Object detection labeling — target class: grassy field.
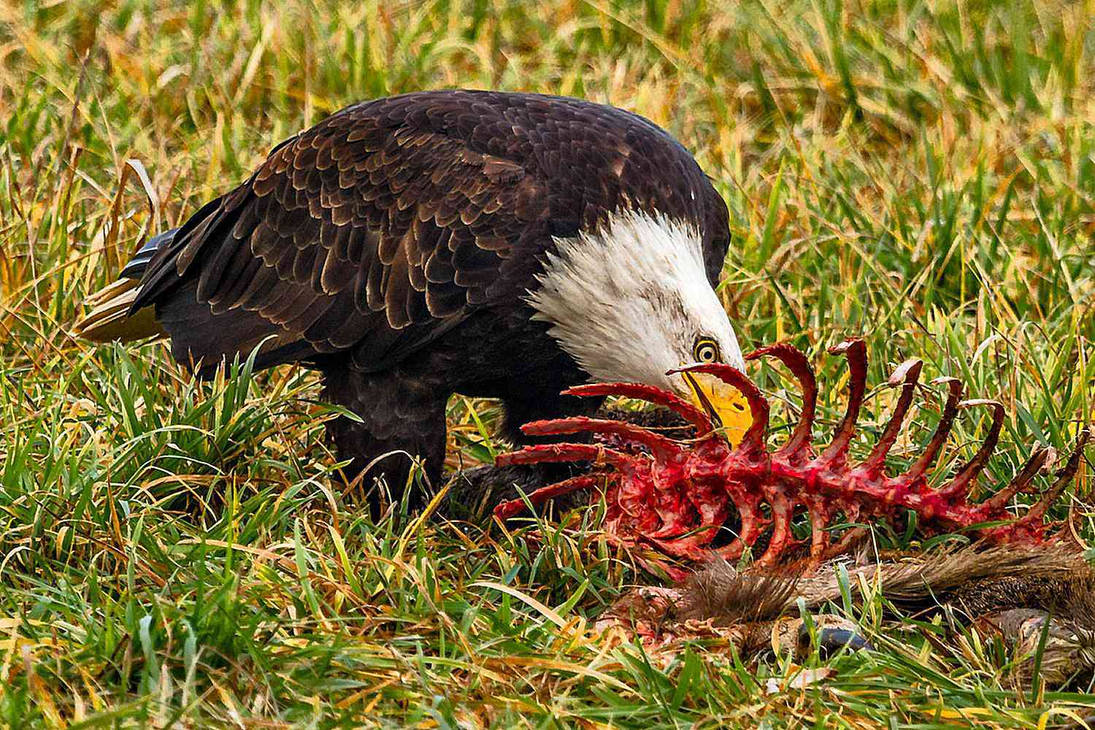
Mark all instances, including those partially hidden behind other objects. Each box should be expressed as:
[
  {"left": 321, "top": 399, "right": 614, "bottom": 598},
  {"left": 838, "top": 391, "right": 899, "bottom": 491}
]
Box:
[{"left": 2, "top": 0, "right": 1094, "bottom": 726}]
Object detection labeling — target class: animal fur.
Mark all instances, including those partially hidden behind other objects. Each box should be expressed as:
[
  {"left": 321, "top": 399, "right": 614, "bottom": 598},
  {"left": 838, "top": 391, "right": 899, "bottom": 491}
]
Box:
[
  {"left": 673, "top": 543, "right": 1095, "bottom": 624},
  {"left": 599, "top": 542, "right": 1095, "bottom": 687}
]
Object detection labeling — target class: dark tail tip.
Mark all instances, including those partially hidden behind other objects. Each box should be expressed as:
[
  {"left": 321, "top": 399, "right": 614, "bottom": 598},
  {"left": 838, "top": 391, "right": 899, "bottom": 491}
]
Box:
[{"left": 119, "top": 227, "right": 179, "bottom": 280}]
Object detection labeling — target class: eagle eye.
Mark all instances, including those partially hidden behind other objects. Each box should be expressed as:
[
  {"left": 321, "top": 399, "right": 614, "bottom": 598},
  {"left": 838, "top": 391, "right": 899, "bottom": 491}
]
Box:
[{"left": 693, "top": 338, "right": 720, "bottom": 364}]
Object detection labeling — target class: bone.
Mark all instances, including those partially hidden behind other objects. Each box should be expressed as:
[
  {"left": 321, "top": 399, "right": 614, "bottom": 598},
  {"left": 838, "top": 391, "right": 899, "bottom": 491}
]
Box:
[
  {"left": 1019, "top": 427, "right": 1090, "bottom": 524},
  {"left": 496, "top": 443, "right": 635, "bottom": 469},
  {"left": 821, "top": 527, "right": 869, "bottom": 562},
  {"left": 805, "top": 498, "right": 832, "bottom": 566},
  {"left": 759, "top": 489, "right": 795, "bottom": 567},
  {"left": 494, "top": 343, "right": 1087, "bottom": 569},
  {"left": 521, "top": 417, "right": 681, "bottom": 459},
  {"left": 493, "top": 474, "right": 601, "bottom": 520},
  {"left": 562, "top": 382, "right": 715, "bottom": 432},
  {"left": 746, "top": 343, "right": 818, "bottom": 458},
  {"left": 651, "top": 532, "right": 723, "bottom": 561},
  {"left": 713, "top": 498, "right": 768, "bottom": 561},
  {"left": 670, "top": 363, "right": 769, "bottom": 451},
  {"left": 861, "top": 359, "right": 923, "bottom": 474},
  {"left": 903, "top": 377, "right": 964, "bottom": 482},
  {"left": 934, "top": 399, "right": 1005, "bottom": 499},
  {"left": 978, "top": 446, "right": 1055, "bottom": 514},
  {"left": 648, "top": 515, "right": 702, "bottom": 540},
  {"left": 819, "top": 339, "right": 868, "bottom": 463}
]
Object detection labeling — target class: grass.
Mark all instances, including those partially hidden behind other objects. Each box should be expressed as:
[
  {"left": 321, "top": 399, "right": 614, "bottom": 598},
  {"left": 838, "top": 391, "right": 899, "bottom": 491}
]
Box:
[{"left": 1, "top": 0, "right": 1093, "bottom": 726}]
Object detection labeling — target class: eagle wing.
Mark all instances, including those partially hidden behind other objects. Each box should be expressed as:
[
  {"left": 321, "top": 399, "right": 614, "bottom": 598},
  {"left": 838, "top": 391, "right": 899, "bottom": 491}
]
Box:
[{"left": 132, "top": 91, "right": 729, "bottom": 372}]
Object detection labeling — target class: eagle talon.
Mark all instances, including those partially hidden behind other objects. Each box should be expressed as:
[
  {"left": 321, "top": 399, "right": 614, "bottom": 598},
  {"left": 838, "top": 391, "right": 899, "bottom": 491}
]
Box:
[{"left": 496, "top": 340, "right": 1091, "bottom": 570}]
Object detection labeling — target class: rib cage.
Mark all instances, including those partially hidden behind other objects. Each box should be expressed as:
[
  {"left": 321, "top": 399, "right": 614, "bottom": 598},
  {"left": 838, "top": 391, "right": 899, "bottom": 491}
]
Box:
[{"left": 494, "top": 339, "right": 1091, "bottom": 569}]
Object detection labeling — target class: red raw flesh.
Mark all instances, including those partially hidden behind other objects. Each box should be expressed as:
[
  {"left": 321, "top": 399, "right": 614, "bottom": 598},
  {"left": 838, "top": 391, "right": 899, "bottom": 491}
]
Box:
[{"left": 494, "top": 339, "right": 1091, "bottom": 570}]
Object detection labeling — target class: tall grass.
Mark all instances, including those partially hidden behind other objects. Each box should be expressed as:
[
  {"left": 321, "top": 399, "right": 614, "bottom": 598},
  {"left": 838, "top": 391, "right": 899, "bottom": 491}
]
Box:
[{"left": 0, "top": 0, "right": 1092, "bottom": 726}]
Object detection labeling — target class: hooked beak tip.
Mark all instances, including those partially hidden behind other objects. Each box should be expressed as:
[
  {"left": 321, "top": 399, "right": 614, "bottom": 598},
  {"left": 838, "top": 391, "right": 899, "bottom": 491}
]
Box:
[{"left": 680, "top": 370, "right": 723, "bottom": 427}]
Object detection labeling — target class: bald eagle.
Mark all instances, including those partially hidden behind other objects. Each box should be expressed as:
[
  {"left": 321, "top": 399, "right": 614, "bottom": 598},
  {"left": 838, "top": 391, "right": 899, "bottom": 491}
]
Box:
[{"left": 77, "top": 90, "right": 747, "bottom": 499}]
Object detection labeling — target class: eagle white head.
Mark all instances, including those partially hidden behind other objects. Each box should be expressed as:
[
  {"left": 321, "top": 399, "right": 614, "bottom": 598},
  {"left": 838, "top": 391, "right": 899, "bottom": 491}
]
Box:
[{"left": 529, "top": 209, "right": 750, "bottom": 440}]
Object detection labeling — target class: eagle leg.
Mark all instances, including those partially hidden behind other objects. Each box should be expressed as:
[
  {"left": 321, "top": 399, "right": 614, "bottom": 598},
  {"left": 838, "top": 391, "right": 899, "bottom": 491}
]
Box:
[{"left": 320, "top": 363, "right": 449, "bottom": 512}]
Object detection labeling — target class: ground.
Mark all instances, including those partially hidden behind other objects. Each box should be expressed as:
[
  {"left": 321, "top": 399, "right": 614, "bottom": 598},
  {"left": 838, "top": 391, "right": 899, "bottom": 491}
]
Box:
[{"left": 1, "top": 0, "right": 1093, "bottom": 727}]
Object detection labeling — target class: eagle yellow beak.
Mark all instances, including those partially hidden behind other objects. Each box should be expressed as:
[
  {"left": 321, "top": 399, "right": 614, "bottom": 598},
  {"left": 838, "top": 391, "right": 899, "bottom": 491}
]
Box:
[{"left": 682, "top": 370, "right": 751, "bottom": 447}]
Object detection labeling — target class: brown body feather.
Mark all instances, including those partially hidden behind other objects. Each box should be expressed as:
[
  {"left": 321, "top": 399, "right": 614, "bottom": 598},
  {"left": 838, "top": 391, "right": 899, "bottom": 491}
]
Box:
[{"left": 78, "top": 91, "right": 731, "bottom": 497}]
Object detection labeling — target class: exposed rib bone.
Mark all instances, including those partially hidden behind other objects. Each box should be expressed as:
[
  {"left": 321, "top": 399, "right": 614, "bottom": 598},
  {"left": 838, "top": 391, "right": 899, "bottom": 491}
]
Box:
[
  {"left": 979, "top": 446, "right": 1055, "bottom": 513},
  {"left": 1019, "top": 428, "right": 1090, "bottom": 524},
  {"left": 804, "top": 497, "right": 832, "bottom": 566},
  {"left": 671, "top": 363, "right": 769, "bottom": 451},
  {"left": 521, "top": 417, "right": 681, "bottom": 459},
  {"left": 904, "top": 377, "right": 964, "bottom": 481},
  {"left": 494, "top": 342, "right": 1089, "bottom": 570},
  {"left": 496, "top": 443, "right": 634, "bottom": 469},
  {"left": 820, "top": 339, "right": 868, "bottom": 463},
  {"left": 493, "top": 475, "right": 601, "bottom": 520},
  {"left": 934, "top": 400, "right": 1005, "bottom": 499},
  {"left": 562, "top": 383, "right": 715, "bottom": 432},
  {"left": 746, "top": 344, "right": 817, "bottom": 458},
  {"left": 759, "top": 489, "right": 795, "bottom": 566},
  {"left": 861, "top": 359, "right": 923, "bottom": 473}
]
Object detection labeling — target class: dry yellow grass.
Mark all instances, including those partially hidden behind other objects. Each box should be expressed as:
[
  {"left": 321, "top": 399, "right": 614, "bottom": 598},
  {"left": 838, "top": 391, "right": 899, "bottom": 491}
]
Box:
[{"left": 0, "top": 0, "right": 1092, "bottom": 726}]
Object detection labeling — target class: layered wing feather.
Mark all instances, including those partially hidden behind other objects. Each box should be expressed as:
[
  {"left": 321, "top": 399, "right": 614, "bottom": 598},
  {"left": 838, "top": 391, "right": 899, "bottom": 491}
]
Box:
[{"left": 132, "top": 91, "right": 729, "bottom": 372}]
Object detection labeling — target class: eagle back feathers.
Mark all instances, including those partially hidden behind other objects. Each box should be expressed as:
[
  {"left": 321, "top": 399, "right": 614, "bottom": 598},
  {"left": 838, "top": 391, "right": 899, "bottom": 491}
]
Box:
[{"left": 131, "top": 90, "right": 730, "bottom": 373}]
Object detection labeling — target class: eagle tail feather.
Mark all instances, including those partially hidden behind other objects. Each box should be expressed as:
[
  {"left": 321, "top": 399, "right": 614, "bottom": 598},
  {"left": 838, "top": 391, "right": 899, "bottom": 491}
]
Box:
[{"left": 73, "top": 229, "right": 179, "bottom": 342}]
